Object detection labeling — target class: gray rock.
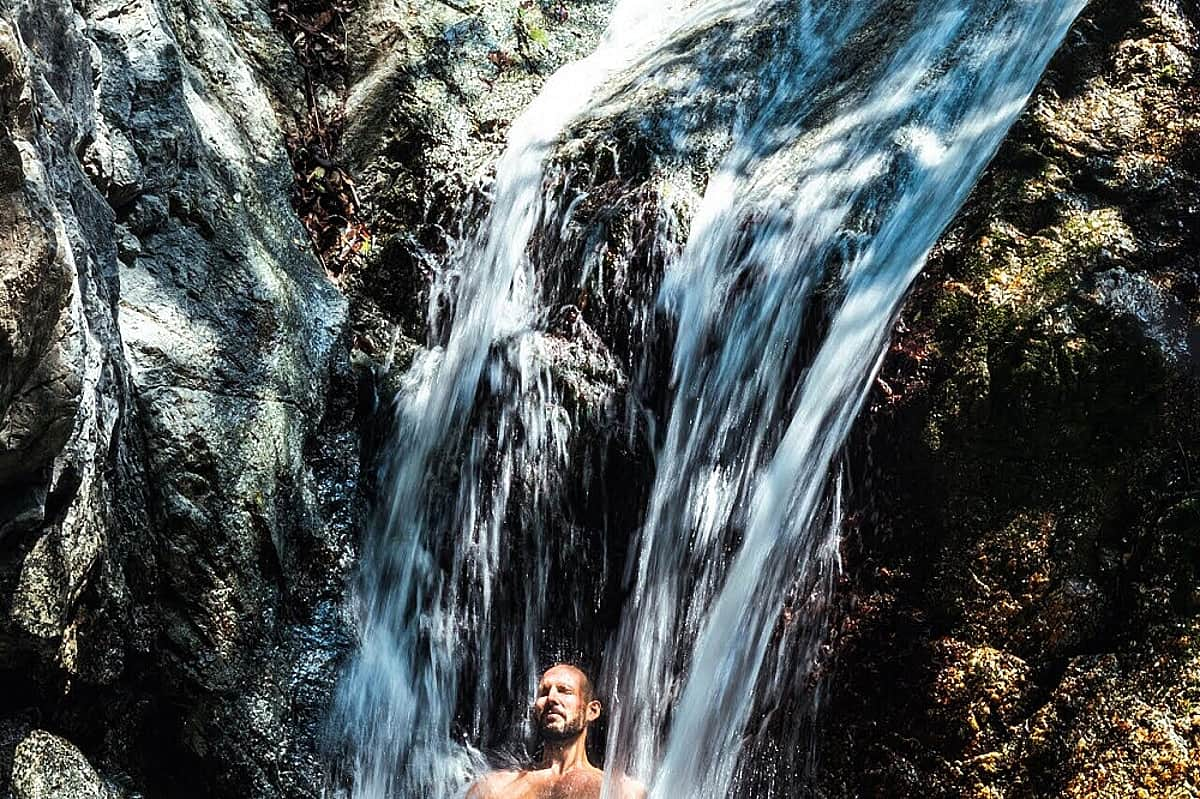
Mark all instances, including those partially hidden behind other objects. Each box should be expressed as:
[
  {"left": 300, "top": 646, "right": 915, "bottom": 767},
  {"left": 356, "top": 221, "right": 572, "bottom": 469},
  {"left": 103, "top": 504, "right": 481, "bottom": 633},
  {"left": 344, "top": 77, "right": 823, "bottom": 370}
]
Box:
[
  {"left": 11, "top": 730, "right": 114, "bottom": 799},
  {"left": 337, "top": 0, "right": 618, "bottom": 348},
  {"left": 0, "top": 8, "right": 128, "bottom": 657},
  {"left": 0, "top": 0, "right": 360, "bottom": 794}
]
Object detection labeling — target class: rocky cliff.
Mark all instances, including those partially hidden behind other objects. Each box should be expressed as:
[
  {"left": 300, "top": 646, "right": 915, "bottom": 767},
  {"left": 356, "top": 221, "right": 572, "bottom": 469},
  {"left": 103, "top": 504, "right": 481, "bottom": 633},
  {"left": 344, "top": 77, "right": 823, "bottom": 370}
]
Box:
[
  {"left": 0, "top": 0, "right": 357, "bottom": 795},
  {"left": 0, "top": 0, "right": 1195, "bottom": 796},
  {"left": 330, "top": 1, "right": 1198, "bottom": 796}
]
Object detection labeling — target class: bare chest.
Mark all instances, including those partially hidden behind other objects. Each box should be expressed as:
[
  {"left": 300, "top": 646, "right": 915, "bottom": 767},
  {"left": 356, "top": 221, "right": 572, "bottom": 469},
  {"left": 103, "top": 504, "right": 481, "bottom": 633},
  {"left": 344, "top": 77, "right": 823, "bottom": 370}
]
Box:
[{"left": 494, "top": 769, "right": 603, "bottom": 799}]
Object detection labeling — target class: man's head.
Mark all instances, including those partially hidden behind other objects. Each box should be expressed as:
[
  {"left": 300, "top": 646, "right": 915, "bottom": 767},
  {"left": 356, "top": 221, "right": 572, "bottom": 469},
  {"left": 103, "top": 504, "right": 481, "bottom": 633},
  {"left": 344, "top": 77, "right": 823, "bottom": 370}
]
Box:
[{"left": 531, "top": 664, "right": 601, "bottom": 743}]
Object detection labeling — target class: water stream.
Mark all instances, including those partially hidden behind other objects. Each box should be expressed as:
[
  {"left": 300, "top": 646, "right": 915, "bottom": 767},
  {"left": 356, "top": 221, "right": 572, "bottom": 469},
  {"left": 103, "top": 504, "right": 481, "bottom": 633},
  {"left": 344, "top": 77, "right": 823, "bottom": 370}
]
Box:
[{"left": 332, "top": 1, "right": 1084, "bottom": 797}]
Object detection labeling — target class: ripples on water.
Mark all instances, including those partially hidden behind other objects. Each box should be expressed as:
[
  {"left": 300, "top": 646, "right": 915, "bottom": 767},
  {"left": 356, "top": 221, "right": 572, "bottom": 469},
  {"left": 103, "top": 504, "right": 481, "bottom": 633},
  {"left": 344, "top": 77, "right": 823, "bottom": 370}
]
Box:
[{"left": 330, "top": 2, "right": 1084, "bottom": 797}]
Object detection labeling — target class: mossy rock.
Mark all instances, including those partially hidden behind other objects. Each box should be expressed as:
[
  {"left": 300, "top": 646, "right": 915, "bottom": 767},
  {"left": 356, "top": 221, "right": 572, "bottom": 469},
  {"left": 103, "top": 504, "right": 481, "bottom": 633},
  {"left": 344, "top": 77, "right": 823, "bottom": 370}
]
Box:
[{"left": 819, "top": 1, "right": 1200, "bottom": 796}]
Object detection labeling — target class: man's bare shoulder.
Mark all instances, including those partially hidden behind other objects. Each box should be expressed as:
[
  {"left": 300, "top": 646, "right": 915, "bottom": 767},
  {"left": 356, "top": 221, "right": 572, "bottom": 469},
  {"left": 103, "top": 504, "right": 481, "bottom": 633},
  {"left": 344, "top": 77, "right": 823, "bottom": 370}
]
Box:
[{"left": 465, "top": 769, "right": 524, "bottom": 799}]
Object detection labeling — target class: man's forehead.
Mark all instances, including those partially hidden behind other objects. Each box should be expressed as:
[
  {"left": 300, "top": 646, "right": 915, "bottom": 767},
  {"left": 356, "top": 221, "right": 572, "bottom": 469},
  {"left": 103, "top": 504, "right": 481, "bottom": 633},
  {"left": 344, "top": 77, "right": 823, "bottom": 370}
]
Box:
[{"left": 540, "top": 664, "right": 587, "bottom": 685}]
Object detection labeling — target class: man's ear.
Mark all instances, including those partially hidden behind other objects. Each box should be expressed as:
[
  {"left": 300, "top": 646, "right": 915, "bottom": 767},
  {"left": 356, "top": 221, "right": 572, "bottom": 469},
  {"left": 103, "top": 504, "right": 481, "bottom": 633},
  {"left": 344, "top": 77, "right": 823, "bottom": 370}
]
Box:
[{"left": 586, "top": 699, "right": 602, "bottom": 723}]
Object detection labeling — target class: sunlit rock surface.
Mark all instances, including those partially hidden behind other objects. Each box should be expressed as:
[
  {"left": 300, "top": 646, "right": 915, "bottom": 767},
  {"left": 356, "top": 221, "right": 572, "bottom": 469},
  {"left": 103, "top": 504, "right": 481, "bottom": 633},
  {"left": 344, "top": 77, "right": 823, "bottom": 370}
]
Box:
[
  {"left": 0, "top": 0, "right": 356, "bottom": 795},
  {"left": 823, "top": 1, "right": 1199, "bottom": 796},
  {"left": 338, "top": 0, "right": 618, "bottom": 357},
  {"left": 11, "top": 730, "right": 115, "bottom": 799}
]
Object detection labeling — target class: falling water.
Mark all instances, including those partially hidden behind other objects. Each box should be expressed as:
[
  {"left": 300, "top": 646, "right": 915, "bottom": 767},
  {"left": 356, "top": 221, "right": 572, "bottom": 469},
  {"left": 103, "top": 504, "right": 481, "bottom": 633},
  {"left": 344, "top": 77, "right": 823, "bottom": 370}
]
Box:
[
  {"left": 332, "top": 3, "right": 717, "bottom": 796},
  {"left": 602, "top": 2, "right": 1085, "bottom": 797},
  {"left": 333, "top": 1, "right": 1084, "bottom": 797}
]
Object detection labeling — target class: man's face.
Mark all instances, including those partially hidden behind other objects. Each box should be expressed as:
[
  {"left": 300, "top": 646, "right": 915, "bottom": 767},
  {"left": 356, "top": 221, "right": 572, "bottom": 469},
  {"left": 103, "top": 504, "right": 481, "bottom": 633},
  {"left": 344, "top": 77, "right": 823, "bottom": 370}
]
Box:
[{"left": 531, "top": 665, "right": 600, "bottom": 742}]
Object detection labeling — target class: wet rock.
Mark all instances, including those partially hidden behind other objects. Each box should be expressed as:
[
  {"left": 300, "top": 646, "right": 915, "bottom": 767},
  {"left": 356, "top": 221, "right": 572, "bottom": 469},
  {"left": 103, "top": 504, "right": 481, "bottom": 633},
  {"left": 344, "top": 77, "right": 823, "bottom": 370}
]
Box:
[
  {"left": 540, "top": 307, "right": 627, "bottom": 418},
  {"left": 1085, "top": 267, "right": 1196, "bottom": 366},
  {"left": 337, "top": 0, "right": 618, "bottom": 348}
]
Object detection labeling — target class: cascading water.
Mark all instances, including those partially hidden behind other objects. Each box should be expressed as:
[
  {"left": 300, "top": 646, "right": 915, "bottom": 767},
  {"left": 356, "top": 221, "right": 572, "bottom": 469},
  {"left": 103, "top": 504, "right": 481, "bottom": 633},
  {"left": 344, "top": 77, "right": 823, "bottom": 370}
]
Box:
[
  {"left": 331, "top": 3, "right": 709, "bottom": 796},
  {"left": 332, "top": 1, "right": 1084, "bottom": 797},
  {"left": 602, "top": 3, "right": 1085, "bottom": 797}
]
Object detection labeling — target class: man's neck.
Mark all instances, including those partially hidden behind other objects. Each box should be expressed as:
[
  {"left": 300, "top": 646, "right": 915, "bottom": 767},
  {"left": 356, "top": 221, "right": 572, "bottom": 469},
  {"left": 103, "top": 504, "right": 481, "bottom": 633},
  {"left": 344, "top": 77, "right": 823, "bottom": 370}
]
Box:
[{"left": 538, "top": 734, "right": 593, "bottom": 774}]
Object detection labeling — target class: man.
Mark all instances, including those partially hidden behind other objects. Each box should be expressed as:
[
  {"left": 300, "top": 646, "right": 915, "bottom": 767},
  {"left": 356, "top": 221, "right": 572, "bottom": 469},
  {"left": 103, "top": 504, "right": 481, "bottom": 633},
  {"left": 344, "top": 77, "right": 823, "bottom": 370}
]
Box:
[{"left": 467, "top": 664, "right": 646, "bottom": 799}]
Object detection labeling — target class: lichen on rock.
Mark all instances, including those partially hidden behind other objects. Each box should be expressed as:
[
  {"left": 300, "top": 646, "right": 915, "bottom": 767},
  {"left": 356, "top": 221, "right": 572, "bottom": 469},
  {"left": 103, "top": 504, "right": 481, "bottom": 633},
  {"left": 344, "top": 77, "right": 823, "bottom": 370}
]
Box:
[{"left": 11, "top": 730, "right": 119, "bottom": 799}]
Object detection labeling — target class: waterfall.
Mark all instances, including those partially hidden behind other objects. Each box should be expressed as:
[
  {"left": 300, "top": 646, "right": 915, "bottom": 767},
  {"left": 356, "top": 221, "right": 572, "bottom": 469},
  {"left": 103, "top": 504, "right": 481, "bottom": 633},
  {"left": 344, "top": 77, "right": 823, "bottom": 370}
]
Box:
[
  {"left": 331, "top": 3, "right": 720, "bottom": 796},
  {"left": 603, "top": 3, "right": 1086, "bottom": 796},
  {"left": 331, "top": 1, "right": 1084, "bottom": 797}
]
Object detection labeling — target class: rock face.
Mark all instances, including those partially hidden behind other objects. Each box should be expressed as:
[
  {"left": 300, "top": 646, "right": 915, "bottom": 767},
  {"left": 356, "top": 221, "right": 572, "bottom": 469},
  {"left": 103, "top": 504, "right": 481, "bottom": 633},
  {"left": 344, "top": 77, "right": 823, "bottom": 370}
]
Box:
[
  {"left": 3, "top": 0, "right": 634, "bottom": 793},
  {"left": 335, "top": 0, "right": 617, "bottom": 355},
  {"left": 0, "top": 0, "right": 357, "bottom": 795},
  {"left": 326, "top": 0, "right": 1198, "bottom": 796},
  {"left": 819, "top": 1, "right": 1200, "bottom": 797}
]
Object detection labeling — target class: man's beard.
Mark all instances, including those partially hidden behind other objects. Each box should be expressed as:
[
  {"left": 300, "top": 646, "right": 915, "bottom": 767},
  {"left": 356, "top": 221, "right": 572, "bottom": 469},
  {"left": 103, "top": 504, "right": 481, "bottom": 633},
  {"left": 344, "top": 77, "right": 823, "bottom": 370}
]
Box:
[{"left": 536, "top": 710, "right": 586, "bottom": 743}]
